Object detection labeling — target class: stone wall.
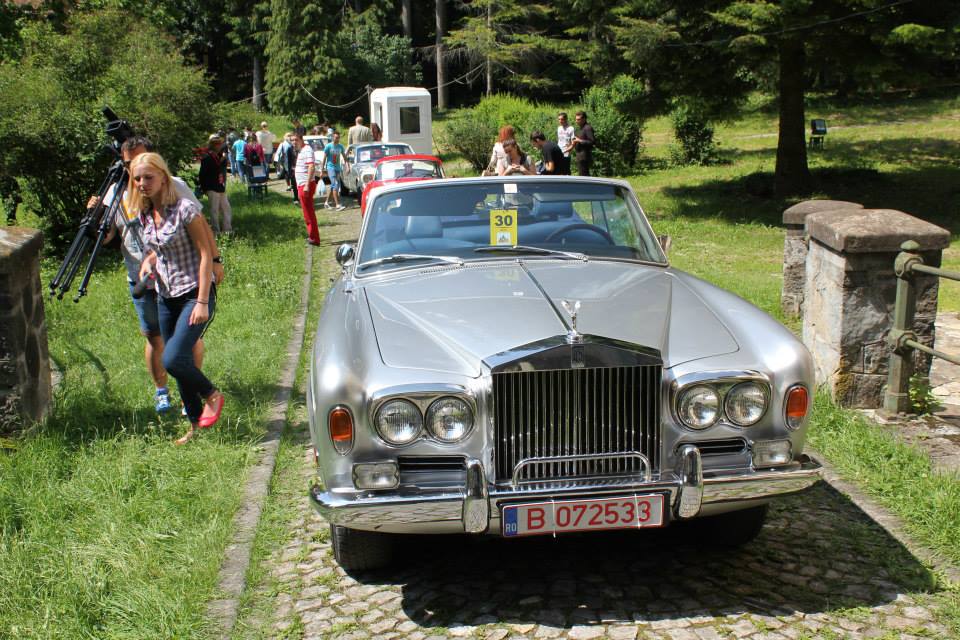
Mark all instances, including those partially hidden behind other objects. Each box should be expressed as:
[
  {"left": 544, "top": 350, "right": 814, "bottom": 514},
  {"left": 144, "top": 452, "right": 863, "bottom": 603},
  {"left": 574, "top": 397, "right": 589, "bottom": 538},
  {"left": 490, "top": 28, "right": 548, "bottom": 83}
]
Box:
[
  {"left": 801, "top": 209, "right": 949, "bottom": 408},
  {"left": 0, "top": 227, "right": 52, "bottom": 433},
  {"left": 781, "top": 200, "right": 862, "bottom": 317}
]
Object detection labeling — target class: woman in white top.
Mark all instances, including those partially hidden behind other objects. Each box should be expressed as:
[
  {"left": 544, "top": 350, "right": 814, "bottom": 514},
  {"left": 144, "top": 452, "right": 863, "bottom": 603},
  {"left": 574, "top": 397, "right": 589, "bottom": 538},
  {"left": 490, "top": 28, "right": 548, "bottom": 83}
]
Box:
[
  {"left": 483, "top": 125, "right": 516, "bottom": 176},
  {"left": 496, "top": 138, "right": 535, "bottom": 176}
]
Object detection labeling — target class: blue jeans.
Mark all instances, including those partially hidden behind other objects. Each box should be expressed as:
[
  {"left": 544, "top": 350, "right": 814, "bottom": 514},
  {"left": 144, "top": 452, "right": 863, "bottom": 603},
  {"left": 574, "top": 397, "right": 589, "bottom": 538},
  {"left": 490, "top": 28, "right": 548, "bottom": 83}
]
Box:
[
  {"left": 327, "top": 167, "right": 341, "bottom": 191},
  {"left": 230, "top": 156, "right": 241, "bottom": 179},
  {"left": 128, "top": 282, "right": 160, "bottom": 337},
  {"left": 158, "top": 286, "right": 216, "bottom": 422}
]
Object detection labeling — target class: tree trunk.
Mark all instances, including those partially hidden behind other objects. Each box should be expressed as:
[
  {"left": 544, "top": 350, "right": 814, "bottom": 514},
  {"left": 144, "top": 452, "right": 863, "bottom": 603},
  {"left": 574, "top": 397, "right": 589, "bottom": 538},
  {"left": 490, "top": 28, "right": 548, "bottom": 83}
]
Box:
[
  {"left": 252, "top": 55, "right": 264, "bottom": 111},
  {"left": 436, "top": 0, "right": 447, "bottom": 111},
  {"left": 401, "top": 0, "right": 413, "bottom": 40},
  {"left": 485, "top": 3, "right": 493, "bottom": 96},
  {"left": 775, "top": 37, "right": 811, "bottom": 196}
]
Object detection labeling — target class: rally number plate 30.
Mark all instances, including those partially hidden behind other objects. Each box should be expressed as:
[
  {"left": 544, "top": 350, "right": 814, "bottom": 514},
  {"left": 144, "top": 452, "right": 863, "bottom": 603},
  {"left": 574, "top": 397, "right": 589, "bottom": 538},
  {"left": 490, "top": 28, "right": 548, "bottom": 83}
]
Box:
[{"left": 502, "top": 494, "right": 665, "bottom": 537}]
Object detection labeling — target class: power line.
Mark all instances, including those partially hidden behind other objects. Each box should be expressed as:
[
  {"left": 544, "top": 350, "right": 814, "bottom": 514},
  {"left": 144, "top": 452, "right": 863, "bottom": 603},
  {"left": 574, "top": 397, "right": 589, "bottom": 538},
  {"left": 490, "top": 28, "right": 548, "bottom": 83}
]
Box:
[
  {"left": 663, "top": 0, "right": 916, "bottom": 48},
  {"left": 426, "top": 62, "right": 488, "bottom": 91},
  {"left": 298, "top": 85, "right": 369, "bottom": 110}
]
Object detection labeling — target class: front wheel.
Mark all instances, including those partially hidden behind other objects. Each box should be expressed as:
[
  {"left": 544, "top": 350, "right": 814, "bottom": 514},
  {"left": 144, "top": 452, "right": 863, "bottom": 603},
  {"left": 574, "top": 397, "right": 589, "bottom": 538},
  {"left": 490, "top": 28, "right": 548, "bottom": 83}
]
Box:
[{"left": 329, "top": 524, "right": 395, "bottom": 572}]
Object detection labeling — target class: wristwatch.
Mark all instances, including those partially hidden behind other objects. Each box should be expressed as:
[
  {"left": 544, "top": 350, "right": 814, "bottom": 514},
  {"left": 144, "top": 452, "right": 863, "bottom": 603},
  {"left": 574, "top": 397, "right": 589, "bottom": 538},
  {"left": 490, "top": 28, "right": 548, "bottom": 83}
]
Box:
[{"left": 213, "top": 256, "right": 223, "bottom": 264}]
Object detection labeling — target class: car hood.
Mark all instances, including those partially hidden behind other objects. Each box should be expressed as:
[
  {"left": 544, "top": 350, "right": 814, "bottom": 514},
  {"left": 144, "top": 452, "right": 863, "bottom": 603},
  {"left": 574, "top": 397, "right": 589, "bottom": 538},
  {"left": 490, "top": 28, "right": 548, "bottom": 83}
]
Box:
[{"left": 363, "top": 261, "right": 739, "bottom": 376}]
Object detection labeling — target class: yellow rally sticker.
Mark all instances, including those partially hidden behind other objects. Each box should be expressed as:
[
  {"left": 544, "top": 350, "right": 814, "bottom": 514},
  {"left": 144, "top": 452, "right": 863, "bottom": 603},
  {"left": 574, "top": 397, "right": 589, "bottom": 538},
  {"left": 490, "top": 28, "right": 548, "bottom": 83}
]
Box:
[{"left": 490, "top": 209, "right": 518, "bottom": 246}]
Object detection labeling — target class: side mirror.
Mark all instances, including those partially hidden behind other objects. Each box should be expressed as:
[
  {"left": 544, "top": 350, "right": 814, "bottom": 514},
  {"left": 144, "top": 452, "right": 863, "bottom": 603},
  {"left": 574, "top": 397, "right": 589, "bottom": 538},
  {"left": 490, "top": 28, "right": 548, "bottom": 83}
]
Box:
[
  {"left": 335, "top": 243, "right": 355, "bottom": 266},
  {"left": 657, "top": 234, "right": 672, "bottom": 257}
]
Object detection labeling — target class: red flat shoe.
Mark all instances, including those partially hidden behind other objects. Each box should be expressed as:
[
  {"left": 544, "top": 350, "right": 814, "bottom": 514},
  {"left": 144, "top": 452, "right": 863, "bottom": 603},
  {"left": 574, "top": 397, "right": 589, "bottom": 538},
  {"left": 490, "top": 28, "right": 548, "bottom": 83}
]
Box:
[{"left": 198, "top": 393, "right": 224, "bottom": 429}]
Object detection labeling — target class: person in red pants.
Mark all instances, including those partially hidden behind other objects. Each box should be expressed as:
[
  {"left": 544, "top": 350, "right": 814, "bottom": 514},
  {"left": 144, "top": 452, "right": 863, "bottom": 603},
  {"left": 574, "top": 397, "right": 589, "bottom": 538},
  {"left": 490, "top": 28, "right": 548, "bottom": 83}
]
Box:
[{"left": 293, "top": 134, "right": 321, "bottom": 245}]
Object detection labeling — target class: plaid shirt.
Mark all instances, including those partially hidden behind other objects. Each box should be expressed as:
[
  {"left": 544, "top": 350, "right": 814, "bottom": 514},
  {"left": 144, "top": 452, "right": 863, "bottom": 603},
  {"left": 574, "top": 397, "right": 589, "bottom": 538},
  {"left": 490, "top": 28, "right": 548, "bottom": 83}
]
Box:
[{"left": 139, "top": 198, "right": 204, "bottom": 298}]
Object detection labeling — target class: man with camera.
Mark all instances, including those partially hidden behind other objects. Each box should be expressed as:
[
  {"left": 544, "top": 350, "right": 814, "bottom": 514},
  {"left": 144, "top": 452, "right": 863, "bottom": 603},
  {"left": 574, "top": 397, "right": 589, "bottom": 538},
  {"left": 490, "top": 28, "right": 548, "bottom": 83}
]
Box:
[{"left": 90, "top": 136, "right": 224, "bottom": 414}]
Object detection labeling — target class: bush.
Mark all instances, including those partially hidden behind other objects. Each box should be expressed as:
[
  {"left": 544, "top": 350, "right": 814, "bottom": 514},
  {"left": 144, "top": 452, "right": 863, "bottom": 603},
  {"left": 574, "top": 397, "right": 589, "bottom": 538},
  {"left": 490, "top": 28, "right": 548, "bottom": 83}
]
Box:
[
  {"left": 669, "top": 103, "right": 720, "bottom": 166},
  {"left": 440, "top": 95, "right": 555, "bottom": 172},
  {"left": 579, "top": 75, "right": 646, "bottom": 176},
  {"left": 0, "top": 10, "right": 212, "bottom": 247},
  {"left": 212, "top": 102, "right": 264, "bottom": 133}
]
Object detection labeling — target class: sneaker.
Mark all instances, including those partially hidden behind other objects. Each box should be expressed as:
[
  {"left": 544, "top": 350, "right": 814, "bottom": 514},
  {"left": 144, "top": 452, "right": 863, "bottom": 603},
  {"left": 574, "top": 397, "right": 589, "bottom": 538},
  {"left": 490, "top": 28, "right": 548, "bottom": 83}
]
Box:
[
  {"left": 323, "top": 203, "right": 333, "bottom": 210},
  {"left": 181, "top": 405, "right": 188, "bottom": 417},
  {"left": 335, "top": 204, "right": 346, "bottom": 211},
  {"left": 155, "top": 389, "right": 171, "bottom": 413}
]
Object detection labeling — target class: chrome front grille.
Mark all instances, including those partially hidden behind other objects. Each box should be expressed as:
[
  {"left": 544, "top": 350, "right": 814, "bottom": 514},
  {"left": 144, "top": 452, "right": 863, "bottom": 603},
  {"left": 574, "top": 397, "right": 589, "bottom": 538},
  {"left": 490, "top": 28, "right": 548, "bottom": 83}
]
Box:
[{"left": 492, "top": 365, "right": 661, "bottom": 484}]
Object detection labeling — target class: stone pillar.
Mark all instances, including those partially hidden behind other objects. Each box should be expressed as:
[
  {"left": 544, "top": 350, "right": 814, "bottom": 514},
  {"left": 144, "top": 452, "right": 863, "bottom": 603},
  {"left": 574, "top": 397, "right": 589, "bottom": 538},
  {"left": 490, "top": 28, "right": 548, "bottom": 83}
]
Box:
[
  {"left": 781, "top": 200, "right": 862, "bottom": 317},
  {"left": 802, "top": 209, "right": 949, "bottom": 408},
  {"left": 0, "top": 227, "right": 52, "bottom": 433}
]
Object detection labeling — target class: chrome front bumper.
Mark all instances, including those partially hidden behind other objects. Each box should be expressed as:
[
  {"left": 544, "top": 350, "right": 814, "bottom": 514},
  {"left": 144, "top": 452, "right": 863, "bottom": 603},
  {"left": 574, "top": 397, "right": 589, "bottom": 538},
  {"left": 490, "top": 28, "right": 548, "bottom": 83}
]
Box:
[{"left": 310, "top": 449, "right": 823, "bottom": 535}]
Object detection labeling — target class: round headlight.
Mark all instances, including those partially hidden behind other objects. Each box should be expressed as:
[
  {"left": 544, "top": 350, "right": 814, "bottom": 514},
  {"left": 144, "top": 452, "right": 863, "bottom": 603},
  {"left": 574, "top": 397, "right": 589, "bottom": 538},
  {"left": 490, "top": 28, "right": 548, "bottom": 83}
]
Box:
[
  {"left": 426, "top": 397, "right": 474, "bottom": 442},
  {"left": 375, "top": 399, "right": 422, "bottom": 445},
  {"left": 677, "top": 385, "right": 720, "bottom": 429},
  {"left": 725, "top": 382, "right": 767, "bottom": 426}
]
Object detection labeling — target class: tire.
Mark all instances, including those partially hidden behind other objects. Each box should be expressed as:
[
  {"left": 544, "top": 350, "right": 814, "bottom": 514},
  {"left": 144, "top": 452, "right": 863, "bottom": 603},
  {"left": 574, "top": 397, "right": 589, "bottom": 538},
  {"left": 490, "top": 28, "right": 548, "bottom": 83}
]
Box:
[
  {"left": 697, "top": 504, "right": 768, "bottom": 547},
  {"left": 329, "top": 524, "right": 395, "bottom": 572}
]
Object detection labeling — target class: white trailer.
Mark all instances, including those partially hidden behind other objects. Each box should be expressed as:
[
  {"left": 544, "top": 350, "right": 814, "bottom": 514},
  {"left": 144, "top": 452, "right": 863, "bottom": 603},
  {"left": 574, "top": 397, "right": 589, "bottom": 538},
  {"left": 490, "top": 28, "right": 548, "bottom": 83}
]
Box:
[{"left": 369, "top": 87, "right": 433, "bottom": 155}]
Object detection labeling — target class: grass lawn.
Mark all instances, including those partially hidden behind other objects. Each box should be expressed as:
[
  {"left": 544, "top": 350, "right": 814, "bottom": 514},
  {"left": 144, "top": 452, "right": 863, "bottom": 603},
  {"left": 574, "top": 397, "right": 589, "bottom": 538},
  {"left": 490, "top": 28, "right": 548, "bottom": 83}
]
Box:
[{"left": 0, "top": 181, "right": 311, "bottom": 638}]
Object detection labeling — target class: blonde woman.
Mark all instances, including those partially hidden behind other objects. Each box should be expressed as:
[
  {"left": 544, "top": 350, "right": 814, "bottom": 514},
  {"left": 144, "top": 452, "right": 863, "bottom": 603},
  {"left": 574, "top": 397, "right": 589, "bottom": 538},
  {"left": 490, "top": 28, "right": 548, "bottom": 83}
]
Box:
[{"left": 131, "top": 152, "right": 225, "bottom": 445}]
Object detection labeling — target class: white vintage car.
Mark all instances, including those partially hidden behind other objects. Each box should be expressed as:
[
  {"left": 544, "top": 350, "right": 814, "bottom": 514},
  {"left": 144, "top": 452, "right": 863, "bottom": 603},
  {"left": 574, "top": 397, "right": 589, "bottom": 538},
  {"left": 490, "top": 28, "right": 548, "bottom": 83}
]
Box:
[
  {"left": 341, "top": 143, "right": 413, "bottom": 195},
  {"left": 308, "top": 176, "right": 822, "bottom": 571}
]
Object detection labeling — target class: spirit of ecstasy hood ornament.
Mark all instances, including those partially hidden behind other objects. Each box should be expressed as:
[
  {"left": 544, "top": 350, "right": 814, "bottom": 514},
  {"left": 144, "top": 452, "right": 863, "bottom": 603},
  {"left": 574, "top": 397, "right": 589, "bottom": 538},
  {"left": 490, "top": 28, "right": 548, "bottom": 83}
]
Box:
[{"left": 560, "top": 299, "right": 583, "bottom": 344}]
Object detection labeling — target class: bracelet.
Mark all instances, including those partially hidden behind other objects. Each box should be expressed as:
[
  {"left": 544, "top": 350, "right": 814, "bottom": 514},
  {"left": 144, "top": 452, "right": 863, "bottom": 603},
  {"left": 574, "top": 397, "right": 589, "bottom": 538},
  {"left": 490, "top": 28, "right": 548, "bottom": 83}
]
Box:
[{"left": 196, "top": 300, "right": 208, "bottom": 304}]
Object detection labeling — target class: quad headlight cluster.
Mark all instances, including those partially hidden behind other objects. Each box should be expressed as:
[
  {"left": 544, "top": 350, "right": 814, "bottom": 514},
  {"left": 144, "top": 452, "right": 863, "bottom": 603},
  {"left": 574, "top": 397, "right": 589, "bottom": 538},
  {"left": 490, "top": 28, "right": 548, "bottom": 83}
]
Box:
[
  {"left": 676, "top": 380, "right": 769, "bottom": 430},
  {"left": 375, "top": 396, "right": 474, "bottom": 445}
]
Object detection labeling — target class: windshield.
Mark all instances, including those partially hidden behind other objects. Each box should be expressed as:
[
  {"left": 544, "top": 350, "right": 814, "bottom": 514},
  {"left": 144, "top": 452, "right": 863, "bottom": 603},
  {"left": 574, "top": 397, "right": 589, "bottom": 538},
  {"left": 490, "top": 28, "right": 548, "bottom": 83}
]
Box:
[
  {"left": 357, "top": 180, "right": 666, "bottom": 272},
  {"left": 375, "top": 159, "right": 443, "bottom": 181},
  {"left": 355, "top": 145, "right": 412, "bottom": 164}
]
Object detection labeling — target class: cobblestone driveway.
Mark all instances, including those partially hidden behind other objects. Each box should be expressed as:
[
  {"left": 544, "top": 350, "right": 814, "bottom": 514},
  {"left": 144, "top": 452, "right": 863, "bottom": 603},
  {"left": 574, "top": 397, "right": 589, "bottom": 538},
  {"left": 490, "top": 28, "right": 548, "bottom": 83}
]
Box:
[
  {"left": 256, "top": 443, "right": 951, "bottom": 640},
  {"left": 239, "top": 197, "right": 954, "bottom": 640}
]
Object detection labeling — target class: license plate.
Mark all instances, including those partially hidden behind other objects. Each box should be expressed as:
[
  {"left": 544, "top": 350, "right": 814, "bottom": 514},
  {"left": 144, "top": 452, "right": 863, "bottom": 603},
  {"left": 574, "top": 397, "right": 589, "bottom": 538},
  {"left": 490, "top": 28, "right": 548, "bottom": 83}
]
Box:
[{"left": 502, "top": 494, "right": 665, "bottom": 537}]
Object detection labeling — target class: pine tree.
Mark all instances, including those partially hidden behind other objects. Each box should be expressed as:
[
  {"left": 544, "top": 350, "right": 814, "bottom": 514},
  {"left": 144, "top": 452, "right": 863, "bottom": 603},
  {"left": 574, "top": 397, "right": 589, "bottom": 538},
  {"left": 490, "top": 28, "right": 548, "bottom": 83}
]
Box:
[
  {"left": 617, "top": 0, "right": 960, "bottom": 195},
  {"left": 265, "top": 0, "right": 350, "bottom": 119},
  {"left": 444, "top": 0, "right": 569, "bottom": 94}
]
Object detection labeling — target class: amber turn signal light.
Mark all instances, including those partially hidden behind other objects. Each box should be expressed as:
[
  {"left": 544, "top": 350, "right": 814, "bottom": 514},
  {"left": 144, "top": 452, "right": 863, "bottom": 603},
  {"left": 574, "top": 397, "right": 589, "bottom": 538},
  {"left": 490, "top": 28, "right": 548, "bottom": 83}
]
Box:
[
  {"left": 785, "top": 386, "right": 809, "bottom": 430},
  {"left": 328, "top": 406, "right": 354, "bottom": 454}
]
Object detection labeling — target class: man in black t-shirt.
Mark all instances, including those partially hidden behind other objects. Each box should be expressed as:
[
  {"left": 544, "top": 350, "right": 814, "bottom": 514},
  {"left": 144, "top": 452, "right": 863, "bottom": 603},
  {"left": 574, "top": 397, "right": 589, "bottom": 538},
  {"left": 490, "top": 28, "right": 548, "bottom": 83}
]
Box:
[
  {"left": 530, "top": 131, "right": 565, "bottom": 175},
  {"left": 573, "top": 111, "right": 595, "bottom": 176}
]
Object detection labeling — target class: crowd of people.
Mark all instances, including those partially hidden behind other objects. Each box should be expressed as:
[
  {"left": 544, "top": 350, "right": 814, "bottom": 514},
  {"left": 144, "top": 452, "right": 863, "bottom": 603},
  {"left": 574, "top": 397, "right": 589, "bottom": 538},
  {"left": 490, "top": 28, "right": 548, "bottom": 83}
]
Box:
[
  {"left": 484, "top": 111, "right": 595, "bottom": 177},
  {"left": 92, "top": 108, "right": 596, "bottom": 445}
]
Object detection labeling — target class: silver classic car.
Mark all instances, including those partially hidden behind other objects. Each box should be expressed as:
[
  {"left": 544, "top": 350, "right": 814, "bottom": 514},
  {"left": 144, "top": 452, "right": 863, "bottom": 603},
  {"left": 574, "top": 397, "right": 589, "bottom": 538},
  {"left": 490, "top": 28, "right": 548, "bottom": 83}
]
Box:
[
  {"left": 341, "top": 142, "right": 414, "bottom": 195},
  {"left": 308, "top": 176, "right": 822, "bottom": 571}
]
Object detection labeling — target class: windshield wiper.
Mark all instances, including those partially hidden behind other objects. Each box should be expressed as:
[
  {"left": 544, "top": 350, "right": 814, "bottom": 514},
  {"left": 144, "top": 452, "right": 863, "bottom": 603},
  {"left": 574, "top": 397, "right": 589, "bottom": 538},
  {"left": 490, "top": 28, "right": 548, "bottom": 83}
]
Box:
[
  {"left": 474, "top": 245, "right": 588, "bottom": 261},
  {"left": 357, "top": 253, "right": 465, "bottom": 270}
]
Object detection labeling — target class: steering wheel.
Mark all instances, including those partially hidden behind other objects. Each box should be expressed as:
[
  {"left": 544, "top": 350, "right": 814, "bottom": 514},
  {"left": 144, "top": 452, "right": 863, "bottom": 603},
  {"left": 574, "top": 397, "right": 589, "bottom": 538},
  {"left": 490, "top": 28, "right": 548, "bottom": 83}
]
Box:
[{"left": 544, "top": 223, "right": 616, "bottom": 245}]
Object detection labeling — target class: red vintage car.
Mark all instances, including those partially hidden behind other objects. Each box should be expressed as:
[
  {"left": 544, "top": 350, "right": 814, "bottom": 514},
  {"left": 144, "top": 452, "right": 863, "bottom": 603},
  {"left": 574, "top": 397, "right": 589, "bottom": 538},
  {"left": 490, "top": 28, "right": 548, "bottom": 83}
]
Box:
[{"left": 359, "top": 154, "right": 445, "bottom": 215}]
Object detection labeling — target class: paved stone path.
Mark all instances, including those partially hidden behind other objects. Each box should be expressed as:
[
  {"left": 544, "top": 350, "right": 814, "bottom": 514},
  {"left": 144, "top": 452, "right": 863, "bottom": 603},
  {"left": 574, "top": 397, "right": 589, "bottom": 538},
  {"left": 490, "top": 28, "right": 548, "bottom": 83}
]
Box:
[
  {"left": 239, "top": 188, "right": 958, "bottom": 638},
  {"left": 260, "top": 445, "right": 951, "bottom": 640}
]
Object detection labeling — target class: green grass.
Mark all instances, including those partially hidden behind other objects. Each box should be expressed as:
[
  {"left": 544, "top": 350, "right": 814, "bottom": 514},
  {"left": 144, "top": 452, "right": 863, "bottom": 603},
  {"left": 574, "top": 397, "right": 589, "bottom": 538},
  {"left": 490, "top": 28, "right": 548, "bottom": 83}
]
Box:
[
  {"left": 808, "top": 393, "right": 960, "bottom": 569},
  {"left": 0, "top": 182, "right": 310, "bottom": 638},
  {"left": 232, "top": 216, "right": 343, "bottom": 640}
]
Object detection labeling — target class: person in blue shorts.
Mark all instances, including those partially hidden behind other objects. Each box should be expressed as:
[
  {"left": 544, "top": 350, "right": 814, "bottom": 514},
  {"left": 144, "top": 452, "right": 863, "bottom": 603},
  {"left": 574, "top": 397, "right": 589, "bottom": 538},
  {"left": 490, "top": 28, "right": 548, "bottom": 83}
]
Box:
[
  {"left": 321, "top": 131, "right": 348, "bottom": 211},
  {"left": 94, "top": 137, "right": 223, "bottom": 414}
]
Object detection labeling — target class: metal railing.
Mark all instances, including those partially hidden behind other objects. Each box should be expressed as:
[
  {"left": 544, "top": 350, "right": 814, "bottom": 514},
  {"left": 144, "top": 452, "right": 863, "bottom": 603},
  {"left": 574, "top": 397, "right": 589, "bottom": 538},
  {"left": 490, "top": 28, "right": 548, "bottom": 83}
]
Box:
[{"left": 884, "top": 240, "right": 960, "bottom": 414}]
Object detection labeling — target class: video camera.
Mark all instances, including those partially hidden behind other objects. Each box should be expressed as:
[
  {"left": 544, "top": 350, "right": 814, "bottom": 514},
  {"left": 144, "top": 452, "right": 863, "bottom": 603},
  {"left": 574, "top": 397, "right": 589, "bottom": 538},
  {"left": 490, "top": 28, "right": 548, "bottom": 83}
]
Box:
[
  {"left": 48, "top": 107, "right": 135, "bottom": 302},
  {"left": 102, "top": 106, "right": 134, "bottom": 151}
]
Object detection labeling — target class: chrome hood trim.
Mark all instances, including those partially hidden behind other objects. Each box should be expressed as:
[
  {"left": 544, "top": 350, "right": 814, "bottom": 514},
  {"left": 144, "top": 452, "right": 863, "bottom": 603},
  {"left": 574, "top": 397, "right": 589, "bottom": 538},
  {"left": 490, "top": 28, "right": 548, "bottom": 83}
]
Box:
[{"left": 363, "top": 261, "right": 738, "bottom": 375}]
